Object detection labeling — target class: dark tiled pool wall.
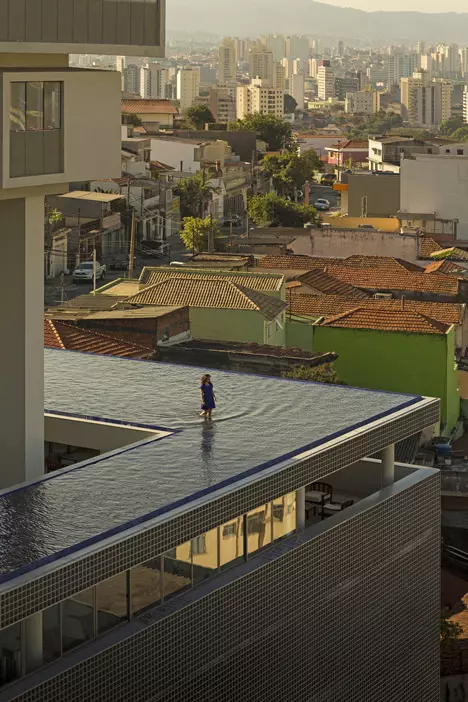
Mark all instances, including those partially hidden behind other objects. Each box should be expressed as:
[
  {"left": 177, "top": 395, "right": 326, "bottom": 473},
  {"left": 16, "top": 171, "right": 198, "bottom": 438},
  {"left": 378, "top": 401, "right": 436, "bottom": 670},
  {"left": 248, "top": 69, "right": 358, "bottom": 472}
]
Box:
[
  {"left": 4, "top": 472, "right": 440, "bottom": 702},
  {"left": 0, "top": 399, "right": 439, "bottom": 629}
]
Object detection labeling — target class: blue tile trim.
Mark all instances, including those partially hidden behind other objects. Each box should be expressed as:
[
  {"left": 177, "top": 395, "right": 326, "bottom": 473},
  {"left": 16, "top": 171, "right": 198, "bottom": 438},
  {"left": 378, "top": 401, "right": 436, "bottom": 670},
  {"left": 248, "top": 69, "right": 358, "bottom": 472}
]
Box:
[{"left": 0, "top": 394, "right": 422, "bottom": 585}]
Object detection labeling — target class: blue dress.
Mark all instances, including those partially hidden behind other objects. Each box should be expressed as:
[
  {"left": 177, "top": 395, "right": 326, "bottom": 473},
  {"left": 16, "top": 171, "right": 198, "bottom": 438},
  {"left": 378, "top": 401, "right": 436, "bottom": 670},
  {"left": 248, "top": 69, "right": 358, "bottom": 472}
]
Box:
[{"left": 201, "top": 382, "right": 216, "bottom": 410}]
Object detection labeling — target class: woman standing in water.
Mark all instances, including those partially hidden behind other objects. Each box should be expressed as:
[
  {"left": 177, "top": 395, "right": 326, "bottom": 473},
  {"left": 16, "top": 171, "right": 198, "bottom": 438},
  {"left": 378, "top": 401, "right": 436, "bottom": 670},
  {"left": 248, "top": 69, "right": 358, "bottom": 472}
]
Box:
[{"left": 200, "top": 374, "right": 216, "bottom": 420}]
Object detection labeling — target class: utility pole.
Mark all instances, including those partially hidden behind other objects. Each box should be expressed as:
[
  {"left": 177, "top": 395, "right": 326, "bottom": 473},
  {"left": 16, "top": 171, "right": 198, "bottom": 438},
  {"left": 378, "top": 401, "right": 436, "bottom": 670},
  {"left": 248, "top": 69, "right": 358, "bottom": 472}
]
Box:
[
  {"left": 129, "top": 209, "right": 136, "bottom": 278},
  {"left": 208, "top": 212, "right": 214, "bottom": 253},
  {"left": 92, "top": 244, "right": 97, "bottom": 293},
  {"left": 229, "top": 211, "right": 233, "bottom": 250},
  {"left": 76, "top": 208, "right": 81, "bottom": 267}
]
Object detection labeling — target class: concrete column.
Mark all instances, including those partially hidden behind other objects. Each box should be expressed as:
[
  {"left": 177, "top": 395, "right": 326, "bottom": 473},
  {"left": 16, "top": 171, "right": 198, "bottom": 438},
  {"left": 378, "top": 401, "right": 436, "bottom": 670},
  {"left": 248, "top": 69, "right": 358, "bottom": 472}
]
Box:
[
  {"left": 381, "top": 444, "right": 395, "bottom": 488},
  {"left": 296, "top": 487, "right": 306, "bottom": 531},
  {"left": 0, "top": 196, "right": 44, "bottom": 488},
  {"left": 24, "top": 612, "right": 43, "bottom": 672}
]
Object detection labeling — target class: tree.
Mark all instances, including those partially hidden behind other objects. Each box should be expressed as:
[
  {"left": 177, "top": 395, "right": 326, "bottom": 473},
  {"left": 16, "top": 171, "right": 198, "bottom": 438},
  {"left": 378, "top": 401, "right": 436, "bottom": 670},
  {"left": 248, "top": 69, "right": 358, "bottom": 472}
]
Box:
[
  {"left": 440, "top": 613, "right": 462, "bottom": 648},
  {"left": 248, "top": 193, "right": 319, "bottom": 228},
  {"left": 260, "top": 150, "right": 322, "bottom": 196},
  {"left": 185, "top": 105, "right": 215, "bottom": 130},
  {"left": 180, "top": 216, "right": 219, "bottom": 254},
  {"left": 449, "top": 126, "right": 468, "bottom": 142},
  {"left": 281, "top": 363, "right": 340, "bottom": 384},
  {"left": 175, "top": 173, "right": 220, "bottom": 218},
  {"left": 228, "top": 113, "right": 295, "bottom": 151},
  {"left": 284, "top": 94, "right": 298, "bottom": 114},
  {"left": 439, "top": 115, "right": 464, "bottom": 136}
]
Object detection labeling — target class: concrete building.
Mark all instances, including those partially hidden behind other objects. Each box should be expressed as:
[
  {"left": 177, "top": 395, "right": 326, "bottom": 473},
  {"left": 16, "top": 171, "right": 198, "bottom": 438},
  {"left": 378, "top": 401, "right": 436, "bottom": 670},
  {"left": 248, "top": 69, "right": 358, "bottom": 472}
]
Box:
[
  {"left": 273, "top": 62, "right": 286, "bottom": 91},
  {"left": 308, "top": 58, "right": 318, "bottom": 79},
  {"left": 177, "top": 66, "right": 201, "bottom": 112},
  {"left": 262, "top": 35, "right": 286, "bottom": 63},
  {"left": 248, "top": 44, "right": 274, "bottom": 85},
  {"left": 0, "top": 348, "right": 441, "bottom": 700},
  {"left": 151, "top": 136, "right": 234, "bottom": 173},
  {"left": 121, "top": 99, "right": 177, "bottom": 131},
  {"left": 334, "top": 76, "right": 359, "bottom": 100},
  {"left": 464, "top": 85, "right": 468, "bottom": 124},
  {"left": 340, "top": 172, "right": 401, "bottom": 217},
  {"left": 123, "top": 63, "right": 140, "bottom": 95},
  {"left": 237, "top": 79, "right": 284, "bottom": 119},
  {"left": 218, "top": 37, "right": 237, "bottom": 84},
  {"left": 345, "top": 91, "right": 374, "bottom": 115},
  {"left": 290, "top": 72, "right": 305, "bottom": 109},
  {"left": 208, "top": 87, "right": 237, "bottom": 123},
  {"left": 286, "top": 35, "right": 310, "bottom": 76},
  {"left": 387, "top": 52, "right": 418, "bottom": 88},
  {"left": 317, "top": 60, "right": 335, "bottom": 100},
  {"left": 400, "top": 73, "right": 452, "bottom": 127},
  {"left": 140, "top": 63, "right": 168, "bottom": 100}
]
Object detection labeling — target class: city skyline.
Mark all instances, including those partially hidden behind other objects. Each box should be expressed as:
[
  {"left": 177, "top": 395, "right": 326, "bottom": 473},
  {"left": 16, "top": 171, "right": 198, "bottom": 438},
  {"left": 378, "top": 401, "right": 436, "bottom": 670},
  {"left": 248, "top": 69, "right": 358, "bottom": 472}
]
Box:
[{"left": 321, "top": 0, "right": 466, "bottom": 11}]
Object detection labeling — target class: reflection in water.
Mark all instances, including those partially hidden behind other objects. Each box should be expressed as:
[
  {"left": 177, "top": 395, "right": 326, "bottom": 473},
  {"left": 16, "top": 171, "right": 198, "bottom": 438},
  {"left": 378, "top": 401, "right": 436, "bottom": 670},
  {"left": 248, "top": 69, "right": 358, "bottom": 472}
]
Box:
[{"left": 201, "top": 421, "right": 216, "bottom": 486}]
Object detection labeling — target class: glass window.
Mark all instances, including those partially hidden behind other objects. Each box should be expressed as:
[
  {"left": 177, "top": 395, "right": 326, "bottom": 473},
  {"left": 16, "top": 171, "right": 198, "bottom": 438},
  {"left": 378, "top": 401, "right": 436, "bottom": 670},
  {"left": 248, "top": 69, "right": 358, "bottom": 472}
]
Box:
[
  {"left": 42, "top": 604, "right": 61, "bottom": 666},
  {"left": 192, "top": 528, "right": 218, "bottom": 585},
  {"left": 163, "top": 543, "right": 192, "bottom": 601},
  {"left": 273, "top": 492, "right": 296, "bottom": 540},
  {"left": 220, "top": 516, "right": 244, "bottom": 570},
  {"left": 96, "top": 572, "right": 128, "bottom": 635},
  {"left": 26, "top": 82, "right": 44, "bottom": 131},
  {"left": 62, "top": 587, "right": 95, "bottom": 653},
  {"left": 246, "top": 504, "right": 272, "bottom": 556},
  {"left": 44, "top": 82, "right": 61, "bottom": 130},
  {"left": 0, "top": 623, "right": 22, "bottom": 686},
  {"left": 130, "top": 557, "right": 162, "bottom": 616},
  {"left": 10, "top": 83, "right": 25, "bottom": 132}
]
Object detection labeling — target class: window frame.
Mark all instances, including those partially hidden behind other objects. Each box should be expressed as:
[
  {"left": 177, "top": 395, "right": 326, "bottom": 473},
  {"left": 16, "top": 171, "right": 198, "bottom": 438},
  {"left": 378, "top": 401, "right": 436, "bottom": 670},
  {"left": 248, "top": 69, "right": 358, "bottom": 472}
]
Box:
[{"left": 10, "top": 81, "right": 63, "bottom": 134}]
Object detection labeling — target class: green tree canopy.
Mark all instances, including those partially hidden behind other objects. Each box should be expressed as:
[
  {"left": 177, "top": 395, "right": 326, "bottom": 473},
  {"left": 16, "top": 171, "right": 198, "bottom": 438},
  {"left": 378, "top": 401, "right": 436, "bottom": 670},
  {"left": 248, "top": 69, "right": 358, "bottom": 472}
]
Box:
[
  {"left": 185, "top": 105, "right": 215, "bottom": 130},
  {"left": 260, "top": 149, "right": 322, "bottom": 196},
  {"left": 439, "top": 115, "right": 464, "bottom": 136},
  {"left": 180, "top": 216, "right": 220, "bottom": 254},
  {"left": 284, "top": 94, "right": 298, "bottom": 114},
  {"left": 281, "top": 363, "right": 340, "bottom": 384},
  {"left": 449, "top": 126, "right": 468, "bottom": 142},
  {"left": 440, "top": 613, "right": 462, "bottom": 648},
  {"left": 347, "top": 111, "right": 403, "bottom": 140},
  {"left": 228, "top": 113, "right": 295, "bottom": 151},
  {"left": 175, "top": 173, "right": 220, "bottom": 218},
  {"left": 248, "top": 193, "right": 318, "bottom": 228}
]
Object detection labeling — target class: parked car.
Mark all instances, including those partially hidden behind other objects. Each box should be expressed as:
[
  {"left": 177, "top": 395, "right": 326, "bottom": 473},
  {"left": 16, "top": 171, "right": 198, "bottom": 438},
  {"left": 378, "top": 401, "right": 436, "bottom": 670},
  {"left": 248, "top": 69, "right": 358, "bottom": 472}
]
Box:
[
  {"left": 321, "top": 174, "right": 336, "bottom": 185},
  {"left": 72, "top": 261, "right": 106, "bottom": 283},
  {"left": 314, "top": 198, "right": 331, "bottom": 211},
  {"left": 109, "top": 255, "right": 135, "bottom": 271}
]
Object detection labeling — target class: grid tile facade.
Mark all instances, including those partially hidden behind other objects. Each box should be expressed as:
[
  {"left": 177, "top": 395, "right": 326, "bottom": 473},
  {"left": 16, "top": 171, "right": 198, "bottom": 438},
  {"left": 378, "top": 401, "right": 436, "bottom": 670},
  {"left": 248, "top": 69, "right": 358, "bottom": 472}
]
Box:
[
  {"left": 3, "top": 471, "right": 440, "bottom": 702},
  {"left": 0, "top": 400, "right": 439, "bottom": 628}
]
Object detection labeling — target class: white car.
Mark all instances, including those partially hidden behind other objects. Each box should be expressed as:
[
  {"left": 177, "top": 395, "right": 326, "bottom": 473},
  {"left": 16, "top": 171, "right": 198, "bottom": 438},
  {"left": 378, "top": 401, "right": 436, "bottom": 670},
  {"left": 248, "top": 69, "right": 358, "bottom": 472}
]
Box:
[
  {"left": 314, "top": 198, "right": 331, "bottom": 211},
  {"left": 72, "top": 261, "right": 106, "bottom": 283}
]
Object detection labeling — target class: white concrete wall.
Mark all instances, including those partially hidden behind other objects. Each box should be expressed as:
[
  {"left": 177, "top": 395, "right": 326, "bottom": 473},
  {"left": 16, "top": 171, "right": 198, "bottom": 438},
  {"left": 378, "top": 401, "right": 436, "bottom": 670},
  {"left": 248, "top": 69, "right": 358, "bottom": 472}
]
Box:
[
  {"left": 151, "top": 139, "right": 199, "bottom": 172},
  {"left": 291, "top": 229, "right": 420, "bottom": 263},
  {"left": 401, "top": 155, "right": 468, "bottom": 240},
  {"left": 2, "top": 69, "right": 121, "bottom": 189},
  {"left": 45, "top": 415, "right": 158, "bottom": 454}
]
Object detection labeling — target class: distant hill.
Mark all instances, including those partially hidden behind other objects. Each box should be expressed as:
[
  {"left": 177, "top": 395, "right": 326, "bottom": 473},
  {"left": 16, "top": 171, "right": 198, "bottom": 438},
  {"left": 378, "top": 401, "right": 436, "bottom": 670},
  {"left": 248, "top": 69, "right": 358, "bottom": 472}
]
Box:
[{"left": 167, "top": 0, "right": 468, "bottom": 44}]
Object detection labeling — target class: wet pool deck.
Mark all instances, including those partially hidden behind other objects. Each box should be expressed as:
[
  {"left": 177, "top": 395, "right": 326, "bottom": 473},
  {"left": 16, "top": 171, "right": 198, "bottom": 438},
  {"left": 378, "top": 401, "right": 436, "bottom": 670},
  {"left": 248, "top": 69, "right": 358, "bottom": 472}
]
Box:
[{"left": 0, "top": 350, "right": 425, "bottom": 584}]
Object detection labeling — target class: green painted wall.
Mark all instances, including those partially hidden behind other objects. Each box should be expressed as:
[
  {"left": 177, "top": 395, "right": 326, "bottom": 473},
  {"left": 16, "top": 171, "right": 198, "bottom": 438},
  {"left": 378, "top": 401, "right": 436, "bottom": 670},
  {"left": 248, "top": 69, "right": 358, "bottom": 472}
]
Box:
[
  {"left": 313, "top": 325, "right": 460, "bottom": 432},
  {"left": 189, "top": 308, "right": 285, "bottom": 346},
  {"left": 286, "top": 319, "right": 314, "bottom": 351}
]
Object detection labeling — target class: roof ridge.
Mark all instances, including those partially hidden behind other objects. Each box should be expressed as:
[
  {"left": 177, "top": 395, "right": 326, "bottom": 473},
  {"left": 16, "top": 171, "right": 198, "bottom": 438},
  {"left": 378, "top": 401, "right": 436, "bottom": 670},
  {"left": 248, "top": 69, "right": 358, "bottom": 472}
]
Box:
[
  {"left": 322, "top": 307, "right": 363, "bottom": 324},
  {"left": 53, "top": 320, "right": 152, "bottom": 352},
  {"left": 45, "top": 319, "right": 65, "bottom": 349}
]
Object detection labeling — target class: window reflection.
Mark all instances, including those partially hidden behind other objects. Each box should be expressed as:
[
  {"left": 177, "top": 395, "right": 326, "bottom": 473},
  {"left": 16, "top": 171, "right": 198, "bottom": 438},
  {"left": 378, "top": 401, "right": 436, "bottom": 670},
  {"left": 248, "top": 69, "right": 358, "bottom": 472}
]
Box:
[
  {"left": 131, "top": 557, "right": 162, "bottom": 616},
  {"left": 97, "top": 572, "right": 128, "bottom": 635},
  {"left": 163, "top": 544, "right": 192, "bottom": 601},
  {"left": 42, "top": 604, "right": 61, "bottom": 666},
  {"left": 10, "top": 83, "right": 25, "bottom": 132},
  {"left": 44, "top": 82, "right": 61, "bottom": 130},
  {"left": 10, "top": 81, "right": 62, "bottom": 132},
  {"left": 247, "top": 504, "right": 272, "bottom": 555},
  {"left": 192, "top": 528, "right": 218, "bottom": 584},
  {"left": 0, "top": 623, "right": 21, "bottom": 686},
  {"left": 62, "top": 587, "right": 95, "bottom": 653},
  {"left": 220, "top": 516, "right": 244, "bottom": 570},
  {"left": 26, "top": 82, "right": 44, "bottom": 131},
  {"left": 273, "top": 492, "right": 296, "bottom": 540}
]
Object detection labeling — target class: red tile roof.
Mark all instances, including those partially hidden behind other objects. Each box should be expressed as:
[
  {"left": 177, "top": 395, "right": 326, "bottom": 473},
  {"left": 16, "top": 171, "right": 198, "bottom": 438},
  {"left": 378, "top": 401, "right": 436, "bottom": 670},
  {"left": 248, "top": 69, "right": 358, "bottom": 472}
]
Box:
[
  {"left": 258, "top": 254, "right": 337, "bottom": 270},
  {"left": 327, "top": 266, "right": 462, "bottom": 295},
  {"left": 122, "top": 99, "right": 177, "bottom": 115},
  {"left": 344, "top": 255, "right": 425, "bottom": 272},
  {"left": 420, "top": 237, "right": 443, "bottom": 258},
  {"left": 44, "top": 320, "right": 152, "bottom": 358},
  {"left": 296, "top": 269, "right": 370, "bottom": 298},
  {"left": 424, "top": 260, "right": 465, "bottom": 275},
  {"left": 260, "top": 254, "right": 424, "bottom": 274},
  {"left": 321, "top": 308, "right": 451, "bottom": 335},
  {"left": 288, "top": 293, "right": 464, "bottom": 325}
]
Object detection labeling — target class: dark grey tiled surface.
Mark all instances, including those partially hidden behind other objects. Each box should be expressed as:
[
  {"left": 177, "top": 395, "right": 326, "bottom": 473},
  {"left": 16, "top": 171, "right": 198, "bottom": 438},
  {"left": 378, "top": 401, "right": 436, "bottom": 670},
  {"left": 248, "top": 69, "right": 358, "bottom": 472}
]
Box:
[
  {"left": 0, "top": 350, "right": 423, "bottom": 583},
  {"left": 1, "top": 471, "right": 440, "bottom": 702}
]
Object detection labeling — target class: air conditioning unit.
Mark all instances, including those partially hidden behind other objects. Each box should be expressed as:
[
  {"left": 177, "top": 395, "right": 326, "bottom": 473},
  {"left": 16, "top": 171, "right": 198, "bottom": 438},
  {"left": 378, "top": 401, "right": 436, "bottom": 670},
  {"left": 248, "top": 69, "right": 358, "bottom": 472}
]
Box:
[{"left": 374, "top": 293, "right": 392, "bottom": 300}]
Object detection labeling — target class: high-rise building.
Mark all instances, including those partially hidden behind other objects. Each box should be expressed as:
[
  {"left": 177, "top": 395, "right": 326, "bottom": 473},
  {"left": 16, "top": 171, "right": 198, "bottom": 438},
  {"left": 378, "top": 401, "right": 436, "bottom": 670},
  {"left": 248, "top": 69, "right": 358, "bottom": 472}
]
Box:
[
  {"left": 345, "top": 91, "right": 375, "bottom": 115},
  {"left": 400, "top": 72, "right": 452, "bottom": 126},
  {"left": 286, "top": 35, "right": 310, "bottom": 74},
  {"left": 140, "top": 63, "right": 168, "bottom": 99},
  {"left": 335, "top": 76, "right": 359, "bottom": 100},
  {"left": 123, "top": 64, "right": 140, "bottom": 95},
  {"left": 290, "top": 72, "right": 305, "bottom": 109},
  {"left": 318, "top": 60, "right": 335, "bottom": 100},
  {"left": 218, "top": 37, "right": 237, "bottom": 84},
  {"left": 308, "top": 58, "right": 318, "bottom": 79},
  {"left": 237, "top": 78, "right": 284, "bottom": 119},
  {"left": 248, "top": 44, "right": 274, "bottom": 85},
  {"left": 177, "top": 67, "right": 201, "bottom": 112},
  {"left": 464, "top": 85, "right": 468, "bottom": 123},
  {"left": 388, "top": 52, "right": 418, "bottom": 88},
  {"left": 262, "top": 34, "right": 286, "bottom": 62},
  {"left": 337, "top": 40, "right": 345, "bottom": 57},
  {"left": 208, "top": 87, "right": 237, "bottom": 123},
  {"left": 273, "top": 62, "right": 286, "bottom": 91}
]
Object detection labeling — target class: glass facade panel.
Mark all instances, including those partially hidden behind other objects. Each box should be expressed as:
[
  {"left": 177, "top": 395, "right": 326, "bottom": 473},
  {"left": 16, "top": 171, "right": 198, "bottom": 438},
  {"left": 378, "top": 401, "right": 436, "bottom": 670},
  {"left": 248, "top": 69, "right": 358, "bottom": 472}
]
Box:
[
  {"left": 220, "top": 516, "right": 244, "bottom": 570},
  {"left": 192, "top": 528, "right": 218, "bottom": 584},
  {"left": 62, "top": 587, "right": 95, "bottom": 653},
  {"left": 26, "top": 82, "right": 44, "bottom": 131},
  {"left": 42, "top": 604, "right": 61, "bottom": 666},
  {"left": 43, "top": 82, "right": 62, "bottom": 130},
  {"left": 246, "top": 504, "right": 272, "bottom": 556},
  {"left": 97, "top": 572, "right": 128, "bottom": 635},
  {"left": 163, "top": 543, "right": 192, "bottom": 601},
  {"left": 273, "top": 492, "right": 297, "bottom": 540},
  {"left": 10, "top": 83, "right": 25, "bottom": 132},
  {"left": 131, "top": 557, "right": 162, "bottom": 616},
  {"left": 0, "top": 623, "right": 22, "bottom": 687}
]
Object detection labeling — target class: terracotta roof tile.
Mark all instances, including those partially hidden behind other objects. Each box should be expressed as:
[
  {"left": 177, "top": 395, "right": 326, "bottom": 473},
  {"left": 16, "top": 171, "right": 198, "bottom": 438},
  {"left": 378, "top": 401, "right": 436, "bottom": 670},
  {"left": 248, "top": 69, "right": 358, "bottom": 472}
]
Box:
[
  {"left": 44, "top": 320, "right": 151, "bottom": 358},
  {"left": 126, "top": 277, "right": 286, "bottom": 320},
  {"left": 258, "top": 254, "right": 339, "bottom": 270},
  {"left": 420, "top": 237, "right": 443, "bottom": 257},
  {"left": 327, "top": 266, "right": 462, "bottom": 295},
  {"left": 424, "top": 260, "right": 465, "bottom": 274},
  {"left": 296, "top": 269, "right": 370, "bottom": 298},
  {"left": 122, "top": 99, "right": 177, "bottom": 115},
  {"left": 321, "top": 308, "right": 450, "bottom": 335},
  {"left": 288, "top": 293, "right": 464, "bottom": 325},
  {"left": 139, "top": 267, "right": 284, "bottom": 292},
  {"left": 344, "top": 255, "right": 425, "bottom": 272},
  {"left": 260, "top": 253, "right": 424, "bottom": 274}
]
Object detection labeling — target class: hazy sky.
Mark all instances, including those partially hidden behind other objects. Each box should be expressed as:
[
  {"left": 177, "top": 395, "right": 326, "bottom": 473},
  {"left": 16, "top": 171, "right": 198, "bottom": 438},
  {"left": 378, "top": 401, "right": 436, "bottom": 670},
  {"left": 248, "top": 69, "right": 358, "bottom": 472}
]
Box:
[{"left": 324, "top": 0, "right": 465, "bottom": 10}]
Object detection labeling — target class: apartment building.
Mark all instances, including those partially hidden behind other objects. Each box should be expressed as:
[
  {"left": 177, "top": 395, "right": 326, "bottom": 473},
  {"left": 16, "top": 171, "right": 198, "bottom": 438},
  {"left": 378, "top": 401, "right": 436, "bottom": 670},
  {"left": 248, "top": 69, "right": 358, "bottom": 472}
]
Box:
[
  {"left": 218, "top": 37, "right": 237, "bottom": 84},
  {"left": 177, "top": 67, "right": 201, "bottom": 112},
  {"left": 334, "top": 76, "right": 359, "bottom": 100},
  {"left": 290, "top": 73, "right": 305, "bottom": 109},
  {"left": 464, "top": 85, "right": 468, "bottom": 124},
  {"left": 387, "top": 52, "right": 418, "bottom": 88},
  {"left": 317, "top": 60, "right": 335, "bottom": 100},
  {"left": 0, "top": 349, "right": 441, "bottom": 701},
  {"left": 140, "top": 63, "right": 168, "bottom": 100},
  {"left": 237, "top": 78, "right": 284, "bottom": 119},
  {"left": 248, "top": 43, "right": 274, "bottom": 85},
  {"left": 273, "top": 61, "right": 286, "bottom": 91},
  {"left": 400, "top": 72, "right": 452, "bottom": 127},
  {"left": 345, "top": 91, "right": 375, "bottom": 115}
]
